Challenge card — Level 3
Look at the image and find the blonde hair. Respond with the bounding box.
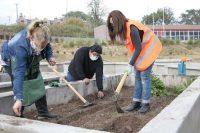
[27,20,50,49]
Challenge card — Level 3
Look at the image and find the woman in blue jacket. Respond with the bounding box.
[1,20,57,119]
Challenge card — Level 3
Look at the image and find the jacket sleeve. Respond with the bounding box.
[44,43,53,61]
[129,25,142,65]
[74,50,86,79]
[95,58,103,91]
[13,46,27,100]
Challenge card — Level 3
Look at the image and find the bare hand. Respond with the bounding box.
[83,78,90,85]
[13,100,22,117]
[48,57,56,66]
[0,65,3,72]
[98,91,104,98]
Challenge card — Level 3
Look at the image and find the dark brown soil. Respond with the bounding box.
[25,87,175,133]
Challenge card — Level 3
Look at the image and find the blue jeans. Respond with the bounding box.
[66,71,76,81]
[133,63,154,103]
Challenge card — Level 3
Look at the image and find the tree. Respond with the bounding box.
[0,24,25,33]
[87,0,106,27]
[63,11,89,21]
[142,7,175,25]
[49,18,93,37]
[179,9,200,25]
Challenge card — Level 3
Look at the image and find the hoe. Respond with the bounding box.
[49,66,94,108]
[112,72,128,113]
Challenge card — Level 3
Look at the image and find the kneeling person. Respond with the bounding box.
[66,44,104,98]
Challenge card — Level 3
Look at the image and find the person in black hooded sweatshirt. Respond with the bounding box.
[66,44,104,98]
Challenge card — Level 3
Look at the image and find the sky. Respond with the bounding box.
[0,0,200,25]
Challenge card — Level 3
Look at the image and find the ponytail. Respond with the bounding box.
[27,20,50,49]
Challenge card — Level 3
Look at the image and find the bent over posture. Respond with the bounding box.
[1,20,58,118]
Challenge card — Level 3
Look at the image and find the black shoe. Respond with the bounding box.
[37,113,59,120]
[20,106,25,118]
[124,102,141,112]
[138,103,150,113]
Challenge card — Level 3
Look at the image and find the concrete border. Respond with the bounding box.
[0,74,122,115]
[139,76,200,133]
[0,73,196,114]
[0,75,123,133]
[0,114,108,133]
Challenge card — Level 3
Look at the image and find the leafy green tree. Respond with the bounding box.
[49,18,93,37]
[179,9,200,25]
[63,11,89,21]
[142,7,175,25]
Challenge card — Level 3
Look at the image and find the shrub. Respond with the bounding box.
[187,40,193,45]
[160,39,176,45]
[176,40,180,44]
[169,40,175,45]
[193,40,200,46]
[49,18,93,37]
[171,77,196,95]
[151,73,166,96]
[69,41,75,47]
[161,39,168,45]
[101,41,108,46]
[62,42,69,48]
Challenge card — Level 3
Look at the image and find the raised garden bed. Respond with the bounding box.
[25,87,175,133]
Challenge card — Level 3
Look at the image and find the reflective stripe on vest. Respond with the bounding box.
[135,35,159,67]
[125,20,162,71]
[143,30,151,44]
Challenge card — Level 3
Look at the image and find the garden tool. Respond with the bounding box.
[112,72,128,113]
[48,66,94,108]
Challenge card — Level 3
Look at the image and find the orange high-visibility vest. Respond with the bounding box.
[125,20,162,71]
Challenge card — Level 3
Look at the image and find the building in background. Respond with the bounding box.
[17,13,64,25]
[17,13,33,25]
[149,25,200,41]
[94,25,200,42]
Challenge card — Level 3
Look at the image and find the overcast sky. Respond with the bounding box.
[0,0,199,25]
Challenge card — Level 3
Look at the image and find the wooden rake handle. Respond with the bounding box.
[49,66,87,103]
[115,72,128,95]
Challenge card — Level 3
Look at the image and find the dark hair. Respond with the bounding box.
[90,44,102,54]
[107,10,128,42]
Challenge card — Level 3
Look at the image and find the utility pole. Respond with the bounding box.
[153,13,155,32]
[162,7,165,38]
[29,0,32,19]
[65,0,68,18]
[146,0,149,25]
[15,3,19,23]
[8,16,11,24]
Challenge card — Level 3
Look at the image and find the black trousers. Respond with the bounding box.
[21,95,49,116]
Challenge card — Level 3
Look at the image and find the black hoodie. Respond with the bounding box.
[68,46,103,91]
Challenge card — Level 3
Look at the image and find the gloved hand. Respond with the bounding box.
[126,64,134,74]
[49,81,60,87]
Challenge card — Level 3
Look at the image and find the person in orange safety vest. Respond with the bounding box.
[107,10,162,113]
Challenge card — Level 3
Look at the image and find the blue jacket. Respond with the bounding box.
[5,29,53,100]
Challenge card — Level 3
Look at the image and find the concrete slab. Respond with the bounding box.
[139,76,200,133]
[0,114,108,133]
